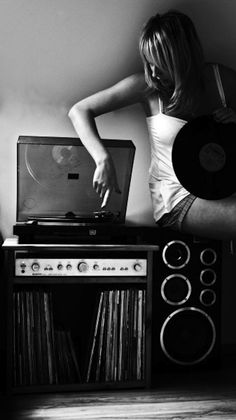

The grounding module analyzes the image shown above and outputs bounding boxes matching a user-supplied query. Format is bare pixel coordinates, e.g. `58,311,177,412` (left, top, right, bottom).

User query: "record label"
172,115,236,199
198,142,226,173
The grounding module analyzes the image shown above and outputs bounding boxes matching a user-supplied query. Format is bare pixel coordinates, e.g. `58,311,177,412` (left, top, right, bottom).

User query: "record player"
13,135,145,244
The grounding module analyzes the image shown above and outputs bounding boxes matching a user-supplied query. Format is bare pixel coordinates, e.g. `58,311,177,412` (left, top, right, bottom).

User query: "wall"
0,0,158,238
0,0,236,345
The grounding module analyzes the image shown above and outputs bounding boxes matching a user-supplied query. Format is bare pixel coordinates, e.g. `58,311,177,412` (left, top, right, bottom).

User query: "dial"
31,262,40,272
77,261,88,272
133,263,142,272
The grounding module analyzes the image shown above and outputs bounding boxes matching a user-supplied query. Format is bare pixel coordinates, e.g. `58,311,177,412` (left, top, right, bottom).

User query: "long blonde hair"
139,10,205,116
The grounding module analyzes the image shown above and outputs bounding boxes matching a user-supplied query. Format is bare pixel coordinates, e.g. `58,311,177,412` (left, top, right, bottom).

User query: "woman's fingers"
92,159,121,207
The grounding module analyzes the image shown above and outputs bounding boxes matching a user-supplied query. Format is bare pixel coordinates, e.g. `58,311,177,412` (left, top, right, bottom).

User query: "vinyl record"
172,115,236,199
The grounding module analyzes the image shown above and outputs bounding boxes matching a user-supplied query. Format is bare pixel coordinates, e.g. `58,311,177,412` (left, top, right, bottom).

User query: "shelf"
12,379,146,394
3,242,155,394
3,238,159,252
14,276,147,285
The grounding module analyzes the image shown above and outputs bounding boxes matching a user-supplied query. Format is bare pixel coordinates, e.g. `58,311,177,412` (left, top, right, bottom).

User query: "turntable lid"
17,136,135,223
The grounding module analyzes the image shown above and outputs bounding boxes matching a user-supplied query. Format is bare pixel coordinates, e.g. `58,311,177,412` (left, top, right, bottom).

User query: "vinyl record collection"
13,290,81,386
86,288,146,383
12,287,146,387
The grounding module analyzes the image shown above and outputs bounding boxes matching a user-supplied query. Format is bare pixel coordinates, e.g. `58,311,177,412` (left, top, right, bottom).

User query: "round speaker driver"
160,307,216,365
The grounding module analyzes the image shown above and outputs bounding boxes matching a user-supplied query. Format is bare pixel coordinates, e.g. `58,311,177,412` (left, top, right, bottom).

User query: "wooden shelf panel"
12,380,146,394
13,276,147,285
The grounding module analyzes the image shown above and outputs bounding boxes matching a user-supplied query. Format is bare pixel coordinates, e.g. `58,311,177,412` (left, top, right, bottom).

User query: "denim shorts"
157,194,197,231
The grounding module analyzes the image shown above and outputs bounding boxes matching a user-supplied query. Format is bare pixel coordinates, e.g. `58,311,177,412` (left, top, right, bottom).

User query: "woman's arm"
68,73,147,207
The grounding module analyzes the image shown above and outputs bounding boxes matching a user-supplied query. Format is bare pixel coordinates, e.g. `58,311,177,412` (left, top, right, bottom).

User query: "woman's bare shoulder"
114,72,148,98
100,72,149,111
69,72,148,117
122,72,146,87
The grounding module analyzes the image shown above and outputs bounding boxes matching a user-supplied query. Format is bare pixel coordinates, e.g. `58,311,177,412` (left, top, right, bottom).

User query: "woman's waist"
149,163,178,182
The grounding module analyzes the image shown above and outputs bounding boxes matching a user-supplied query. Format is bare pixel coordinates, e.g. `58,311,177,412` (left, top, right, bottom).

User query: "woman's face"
148,61,172,88
149,63,167,81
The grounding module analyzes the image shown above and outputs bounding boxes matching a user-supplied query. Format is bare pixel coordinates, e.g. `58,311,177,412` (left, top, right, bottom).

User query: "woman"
68,10,236,240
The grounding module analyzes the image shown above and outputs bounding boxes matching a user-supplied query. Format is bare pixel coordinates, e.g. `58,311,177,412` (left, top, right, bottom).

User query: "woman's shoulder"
113,72,154,106
123,73,160,113
124,71,146,85
119,72,148,95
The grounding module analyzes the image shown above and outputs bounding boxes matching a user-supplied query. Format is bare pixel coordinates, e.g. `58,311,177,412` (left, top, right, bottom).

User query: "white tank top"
146,64,227,222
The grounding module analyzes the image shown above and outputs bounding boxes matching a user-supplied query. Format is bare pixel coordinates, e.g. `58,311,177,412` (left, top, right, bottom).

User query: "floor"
1,351,236,420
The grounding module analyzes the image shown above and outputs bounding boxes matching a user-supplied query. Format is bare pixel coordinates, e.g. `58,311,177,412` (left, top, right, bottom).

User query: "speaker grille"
151,229,222,373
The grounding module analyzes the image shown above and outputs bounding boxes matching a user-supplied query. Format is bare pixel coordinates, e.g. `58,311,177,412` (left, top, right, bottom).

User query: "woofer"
160,307,216,365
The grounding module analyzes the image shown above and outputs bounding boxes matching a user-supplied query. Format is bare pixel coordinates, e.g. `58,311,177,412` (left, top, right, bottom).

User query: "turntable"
13,135,140,244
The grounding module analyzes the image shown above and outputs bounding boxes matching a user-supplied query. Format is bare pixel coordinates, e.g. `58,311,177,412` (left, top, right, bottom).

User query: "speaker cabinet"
152,229,222,373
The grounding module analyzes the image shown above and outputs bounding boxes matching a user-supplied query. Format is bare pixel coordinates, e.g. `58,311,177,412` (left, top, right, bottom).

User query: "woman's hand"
93,156,121,208
213,107,236,124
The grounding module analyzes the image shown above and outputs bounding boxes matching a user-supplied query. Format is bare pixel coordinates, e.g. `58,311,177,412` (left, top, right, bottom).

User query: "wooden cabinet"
3,239,158,394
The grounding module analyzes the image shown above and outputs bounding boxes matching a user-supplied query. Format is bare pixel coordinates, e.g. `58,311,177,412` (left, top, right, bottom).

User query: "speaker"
152,229,222,373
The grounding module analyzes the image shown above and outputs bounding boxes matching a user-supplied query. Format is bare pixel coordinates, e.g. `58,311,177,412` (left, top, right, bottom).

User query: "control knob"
133,263,142,272
31,262,40,272
77,261,89,272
